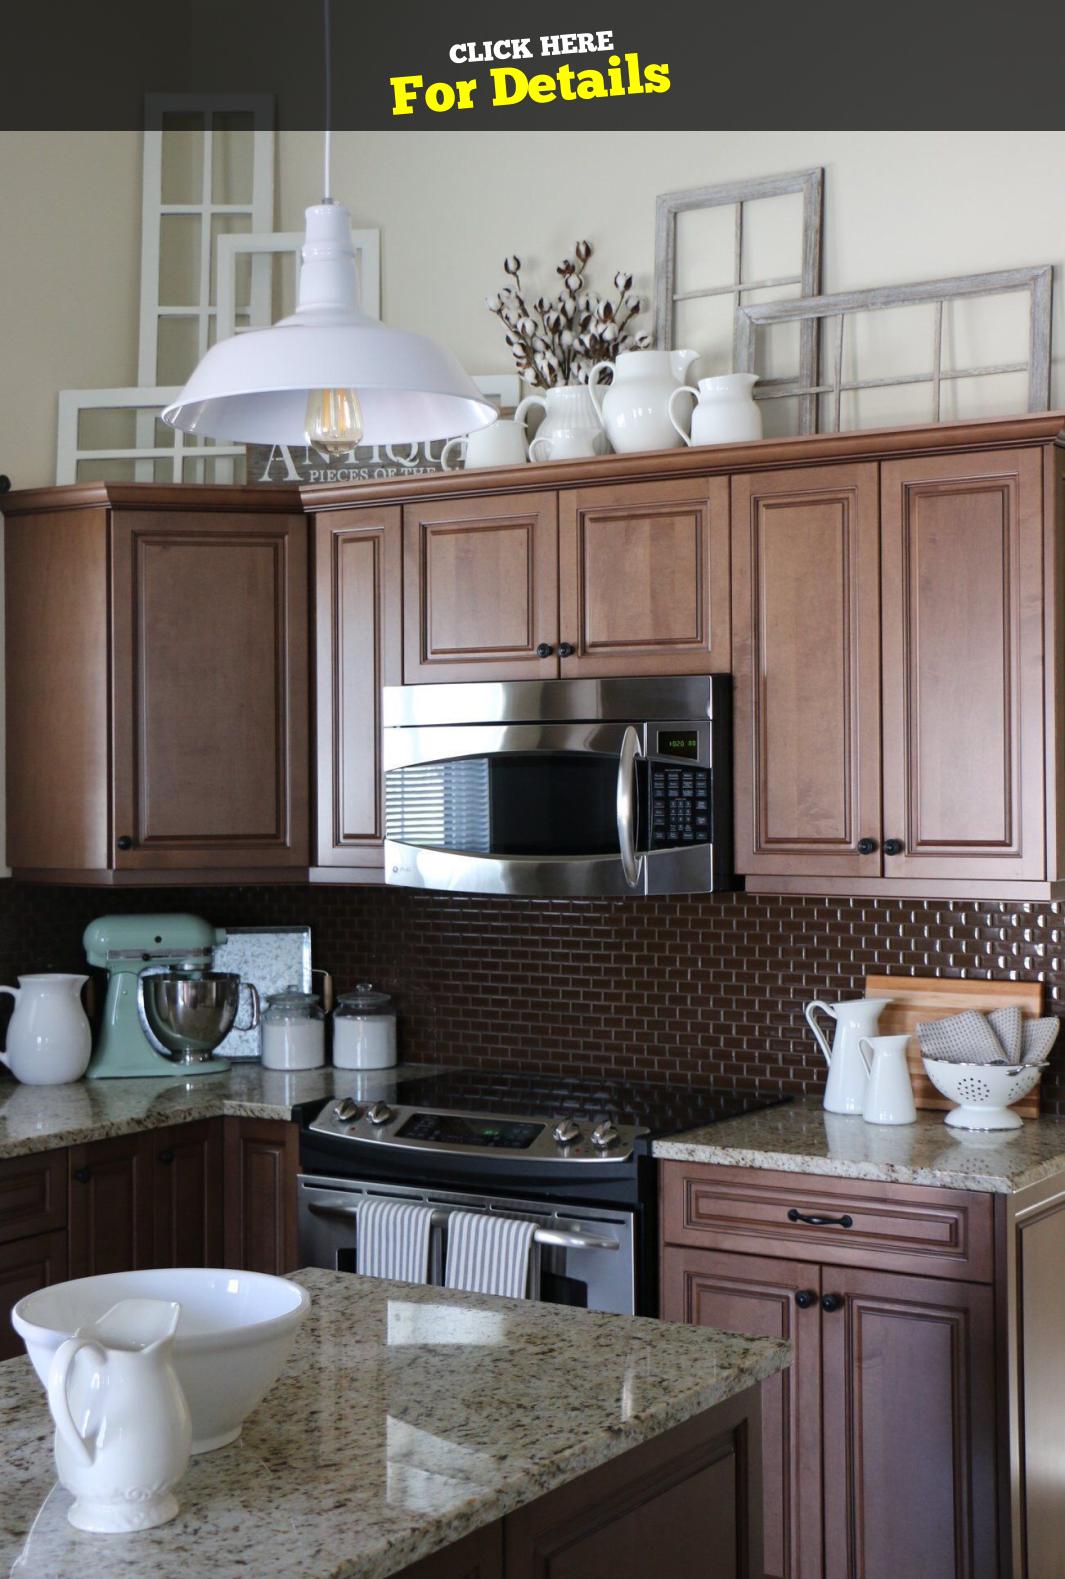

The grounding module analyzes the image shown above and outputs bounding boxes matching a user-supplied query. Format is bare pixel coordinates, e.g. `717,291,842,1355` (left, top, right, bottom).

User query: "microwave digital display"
657,730,699,760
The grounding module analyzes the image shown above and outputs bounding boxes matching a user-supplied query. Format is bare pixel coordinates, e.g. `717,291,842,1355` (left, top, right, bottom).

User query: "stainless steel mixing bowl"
140,970,258,1064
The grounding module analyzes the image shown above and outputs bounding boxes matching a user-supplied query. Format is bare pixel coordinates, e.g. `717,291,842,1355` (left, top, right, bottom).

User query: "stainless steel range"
298,1070,788,1315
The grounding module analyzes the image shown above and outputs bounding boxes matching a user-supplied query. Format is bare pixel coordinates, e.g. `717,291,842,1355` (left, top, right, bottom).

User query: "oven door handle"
616,725,643,889
307,1199,618,1251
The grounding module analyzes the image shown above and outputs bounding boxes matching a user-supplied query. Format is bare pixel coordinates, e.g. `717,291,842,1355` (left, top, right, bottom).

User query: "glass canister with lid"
332,982,397,1070
260,986,325,1071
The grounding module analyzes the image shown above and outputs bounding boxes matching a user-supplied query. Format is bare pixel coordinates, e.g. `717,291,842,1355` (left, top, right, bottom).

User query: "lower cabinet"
222,1117,300,1275
68,1131,154,1278
661,1162,1002,1579
151,1119,224,1268
0,1231,68,1360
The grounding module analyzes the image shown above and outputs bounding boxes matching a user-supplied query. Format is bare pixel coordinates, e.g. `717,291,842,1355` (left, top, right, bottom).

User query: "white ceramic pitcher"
0,974,92,1084
587,348,699,453
515,384,608,462
47,1297,191,1533
804,997,891,1114
858,1034,917,1125
669,373,764,447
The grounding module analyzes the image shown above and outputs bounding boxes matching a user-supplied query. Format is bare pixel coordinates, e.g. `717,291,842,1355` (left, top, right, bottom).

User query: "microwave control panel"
648,761,711,848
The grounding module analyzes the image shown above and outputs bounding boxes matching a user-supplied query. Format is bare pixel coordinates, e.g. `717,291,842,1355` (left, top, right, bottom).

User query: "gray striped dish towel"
444,1212,537,1300
357,1198,435,1283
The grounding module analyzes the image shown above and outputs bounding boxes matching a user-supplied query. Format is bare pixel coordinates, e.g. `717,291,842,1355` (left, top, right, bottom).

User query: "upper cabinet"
5,487,309,881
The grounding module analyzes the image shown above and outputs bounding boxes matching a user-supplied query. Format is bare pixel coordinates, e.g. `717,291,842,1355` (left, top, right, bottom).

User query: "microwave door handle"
616,725,642,888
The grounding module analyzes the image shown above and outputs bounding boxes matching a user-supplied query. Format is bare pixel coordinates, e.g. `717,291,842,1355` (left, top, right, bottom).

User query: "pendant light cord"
322,0,333,201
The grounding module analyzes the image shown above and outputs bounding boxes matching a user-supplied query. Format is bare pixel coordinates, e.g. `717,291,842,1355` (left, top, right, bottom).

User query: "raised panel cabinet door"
661,1244,822,1579
110,510,310,870
558,476,730,675
403,492,559,681
223,1118,299,1275
881,448,1044,880
820,1266,998,1579
731,464,881,877
68,1133,153,1279
314,507,402,869
152,1120,224,1268
0,1230,68,1361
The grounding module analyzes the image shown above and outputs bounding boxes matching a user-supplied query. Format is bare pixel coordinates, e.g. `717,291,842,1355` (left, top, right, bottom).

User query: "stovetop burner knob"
333,1098,362,1123
552,1118,582,1146
590,1120,620,1150
366,1101,394,1126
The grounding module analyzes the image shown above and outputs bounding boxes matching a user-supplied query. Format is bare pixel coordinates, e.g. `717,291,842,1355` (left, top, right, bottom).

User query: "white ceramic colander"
922,1058,1046,1130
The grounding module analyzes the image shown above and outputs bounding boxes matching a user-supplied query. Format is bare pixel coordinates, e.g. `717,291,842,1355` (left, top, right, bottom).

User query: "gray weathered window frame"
734,265,1053,433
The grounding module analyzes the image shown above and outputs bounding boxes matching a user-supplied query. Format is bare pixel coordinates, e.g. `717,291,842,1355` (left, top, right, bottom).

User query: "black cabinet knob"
794,1289,817,1309
73,1167,91,1184
856,837,877,855
116,835,133,851
558,642,575,658
821,1293,843,1313
535,642,554,659
883,838,904,856
158,1149,175,1166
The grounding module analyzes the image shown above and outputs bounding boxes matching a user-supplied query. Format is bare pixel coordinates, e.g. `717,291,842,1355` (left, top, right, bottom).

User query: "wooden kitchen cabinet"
68,1132,154,1279
0,1232,68,1360
731,462,882,879
557,476,731,676
313,506,402,873
403,492,560,681
879,447,1045,882
5,485,309,881
222,1117,299,1276
151,1118,224,1268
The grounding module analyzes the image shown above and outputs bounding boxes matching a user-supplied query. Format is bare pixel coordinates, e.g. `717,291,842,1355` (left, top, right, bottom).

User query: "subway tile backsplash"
3,882,1064,1114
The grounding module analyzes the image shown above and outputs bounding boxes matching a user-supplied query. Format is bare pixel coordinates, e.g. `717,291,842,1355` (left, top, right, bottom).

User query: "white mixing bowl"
922,1058,1045,1130
12,1267,310,1452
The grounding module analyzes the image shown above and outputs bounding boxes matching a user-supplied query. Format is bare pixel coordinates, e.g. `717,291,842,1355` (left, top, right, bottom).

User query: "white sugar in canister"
260,987,325,1070
332,983,397,1070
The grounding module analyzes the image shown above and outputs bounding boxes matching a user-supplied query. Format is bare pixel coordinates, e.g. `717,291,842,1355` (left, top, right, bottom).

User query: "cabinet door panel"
403,493,559,681
314,508,401,869
223,1118,298,1275
821,1266,997,1579
558,477,730,675
661,1244,821,1579
881,448,1044,879
111,510,309,868
68,1133,153,1278
732,464,881,876
152,1120,223,1268
0,1149,67,1244
0,1231,68,1361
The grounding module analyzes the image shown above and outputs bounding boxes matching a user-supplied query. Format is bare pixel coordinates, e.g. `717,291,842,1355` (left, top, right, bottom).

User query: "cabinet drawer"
661,1162,994,1283
0,1149,67,1244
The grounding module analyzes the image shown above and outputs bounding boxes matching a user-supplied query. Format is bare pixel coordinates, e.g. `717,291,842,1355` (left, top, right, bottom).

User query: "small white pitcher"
669,373,763,447
515,384,608,462
48,1298,191,1533
858,1035,917,1126
0,974,92,1084
805,997,890,1114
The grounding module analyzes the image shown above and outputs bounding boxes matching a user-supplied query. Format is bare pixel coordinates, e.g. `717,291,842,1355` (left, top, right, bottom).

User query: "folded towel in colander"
917,1010,1007,1065
988,1006,1023,1064
1022,1017,1060,1067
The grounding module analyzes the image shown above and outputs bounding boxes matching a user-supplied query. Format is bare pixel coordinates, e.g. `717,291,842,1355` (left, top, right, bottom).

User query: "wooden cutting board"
865,975,1045,1115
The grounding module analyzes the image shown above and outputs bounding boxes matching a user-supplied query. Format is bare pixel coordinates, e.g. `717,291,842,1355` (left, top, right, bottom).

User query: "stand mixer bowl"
140,971,246,1065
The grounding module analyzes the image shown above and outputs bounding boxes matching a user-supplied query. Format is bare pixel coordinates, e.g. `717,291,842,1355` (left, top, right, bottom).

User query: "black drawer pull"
558,641,575,658
158,1149,175,1166
821,1293,844,1313
535,642,554,659
73,1167,91,1184
883,838,904,856
787,1208,854,1229
794,1289,817,1309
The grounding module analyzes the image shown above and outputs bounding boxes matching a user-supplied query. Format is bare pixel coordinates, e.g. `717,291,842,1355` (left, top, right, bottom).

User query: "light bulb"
305,388,364,453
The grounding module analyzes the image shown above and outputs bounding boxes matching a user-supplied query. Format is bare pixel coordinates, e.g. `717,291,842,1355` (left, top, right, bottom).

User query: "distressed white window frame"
734,265,1053,433
56,388,244,486
214,228,382,343
655,169,824,431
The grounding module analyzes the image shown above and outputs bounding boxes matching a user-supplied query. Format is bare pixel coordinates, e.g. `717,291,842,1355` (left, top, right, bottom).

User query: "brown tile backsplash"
2,881,1064,1113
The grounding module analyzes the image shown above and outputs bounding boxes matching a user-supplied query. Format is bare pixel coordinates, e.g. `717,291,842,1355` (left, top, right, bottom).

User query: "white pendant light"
163,7,495,450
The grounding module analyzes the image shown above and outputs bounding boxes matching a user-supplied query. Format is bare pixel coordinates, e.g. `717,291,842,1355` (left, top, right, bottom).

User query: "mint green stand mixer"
83,914,255,1079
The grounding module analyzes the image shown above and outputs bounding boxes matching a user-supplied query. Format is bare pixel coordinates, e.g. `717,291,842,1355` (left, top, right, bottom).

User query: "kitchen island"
0,1267,787,1578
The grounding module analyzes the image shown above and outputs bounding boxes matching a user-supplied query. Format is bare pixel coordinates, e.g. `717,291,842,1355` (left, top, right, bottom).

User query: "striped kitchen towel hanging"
444,1211,537,1300
356,1198,435,1283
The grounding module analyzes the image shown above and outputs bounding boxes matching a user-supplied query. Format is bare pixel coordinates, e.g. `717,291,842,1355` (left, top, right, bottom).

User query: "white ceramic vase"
515,384,608,462
587,348,699,453
47,1297,191,1533
0,974,92,1084
669,373,763,447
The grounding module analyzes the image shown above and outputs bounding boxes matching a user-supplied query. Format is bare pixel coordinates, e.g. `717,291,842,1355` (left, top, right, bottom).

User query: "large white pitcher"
0,974,92,1084
804,997,891,1114
587,348,699,452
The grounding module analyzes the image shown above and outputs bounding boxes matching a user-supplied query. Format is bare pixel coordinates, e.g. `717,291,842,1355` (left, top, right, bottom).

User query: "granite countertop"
0,1267,789,1579
0,1063,438,1160
654,1095,1065,1195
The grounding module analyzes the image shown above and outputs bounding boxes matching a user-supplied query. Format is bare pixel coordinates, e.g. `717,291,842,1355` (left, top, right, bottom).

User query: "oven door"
383,720,713,896
297,1174,637,1315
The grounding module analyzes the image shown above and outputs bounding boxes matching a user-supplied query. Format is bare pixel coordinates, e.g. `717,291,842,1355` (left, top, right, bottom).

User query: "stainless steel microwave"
382,676,732,896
